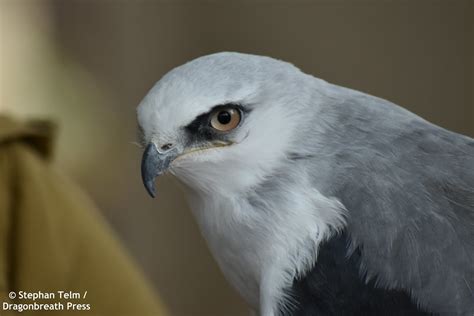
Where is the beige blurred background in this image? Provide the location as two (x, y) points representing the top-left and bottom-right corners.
(1, 1), (473, 315)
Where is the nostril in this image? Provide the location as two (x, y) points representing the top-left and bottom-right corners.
(160, 143), (173, 151)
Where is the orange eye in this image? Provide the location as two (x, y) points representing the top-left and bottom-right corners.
(210, 108), (241, 132)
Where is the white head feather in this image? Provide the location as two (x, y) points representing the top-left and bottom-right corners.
(137, 52), (346, 315)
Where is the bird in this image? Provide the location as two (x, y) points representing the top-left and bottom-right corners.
(137, 52), (474, 316)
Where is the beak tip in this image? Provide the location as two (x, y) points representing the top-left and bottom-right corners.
(144, 180), (157, 198)
(147, 189), (157, 199)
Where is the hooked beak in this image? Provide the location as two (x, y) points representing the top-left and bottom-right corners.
(141, 143), (178, 198)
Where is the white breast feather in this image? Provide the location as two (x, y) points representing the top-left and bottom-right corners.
(186, 171), (347, 316)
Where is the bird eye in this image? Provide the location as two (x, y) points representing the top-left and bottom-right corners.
(210, 108), (241, 132)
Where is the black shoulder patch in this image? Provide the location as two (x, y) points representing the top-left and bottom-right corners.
(282, 232), (433, 316)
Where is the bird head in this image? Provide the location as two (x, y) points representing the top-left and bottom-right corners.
(137, 52), (313, 198)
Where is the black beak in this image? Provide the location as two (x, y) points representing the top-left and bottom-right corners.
(141, 143), (177, 198)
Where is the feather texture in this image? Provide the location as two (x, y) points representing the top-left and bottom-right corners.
(137, 52), (474, 316)
(293, 84), (474, 315)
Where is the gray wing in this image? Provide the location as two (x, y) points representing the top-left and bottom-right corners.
(307, 88), (474, 315)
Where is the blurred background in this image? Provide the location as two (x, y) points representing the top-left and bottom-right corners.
(1, 0), (472, 315)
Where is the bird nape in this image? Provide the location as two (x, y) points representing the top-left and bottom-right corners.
(136, 52), (474, 316)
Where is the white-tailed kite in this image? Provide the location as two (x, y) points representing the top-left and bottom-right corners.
(137, 52), (474, 316)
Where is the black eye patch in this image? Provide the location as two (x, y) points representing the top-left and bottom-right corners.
(183, 103), (248, 143)
(184, 110), (213, 137)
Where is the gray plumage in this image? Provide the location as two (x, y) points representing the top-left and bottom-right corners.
(309, 88), (474, 314)
(257, 84), (474, 314)
(137, 52), (474, 315)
